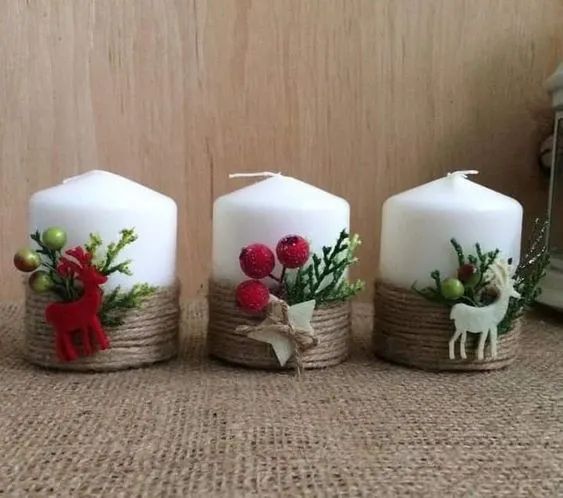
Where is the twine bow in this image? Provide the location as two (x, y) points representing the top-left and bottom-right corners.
(236, 296), (318, 374)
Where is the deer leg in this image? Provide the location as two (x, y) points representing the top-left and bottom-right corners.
(477, 330), (488, 360)
(460, 331), (467, 359)
(90, 316), (110, 350)
(55, 332), (68, 362)
(81, 326), (93, 356)
(61, 332), (78, 361)
(489, 326), (498, 359)
(449, 328), (463, 360)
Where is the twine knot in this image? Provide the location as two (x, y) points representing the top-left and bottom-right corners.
(236, 296), (318, 374)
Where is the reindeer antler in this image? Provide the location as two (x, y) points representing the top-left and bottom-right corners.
(484, 258), (512, 288)
(57, 247), (94, 277)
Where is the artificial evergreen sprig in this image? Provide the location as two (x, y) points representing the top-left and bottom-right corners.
(415, 220), (549, 335)
(413, 239), (499, 307)
(96, 228), (137, 276)
(284, 230), (364, 306)
(26, 227), (155, 327)
(98, 283), (156, 327)
(497, 219), (549, 334)
(84, 229), (155, 326)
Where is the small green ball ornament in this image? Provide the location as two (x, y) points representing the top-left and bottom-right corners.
(441, 278), (465, 300)
(42, 227), (67, 251)
(29, 271), (53, 293)
(13, 248), (41, 272)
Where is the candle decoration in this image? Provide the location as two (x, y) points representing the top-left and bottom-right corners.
(18, 170), (180, 371)
(413, 226), (548, 361)
(208, 173), (362, 371)
(233, 230), (363, 374)
(374, 171), (537, 371)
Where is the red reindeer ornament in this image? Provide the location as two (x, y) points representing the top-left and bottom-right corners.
(45, 247), (110, 361)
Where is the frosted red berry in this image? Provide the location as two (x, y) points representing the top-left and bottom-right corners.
(457, 263), (480, 287)
(239, 243), (275, 279)
(276, 235), (310, 268)
(235, 280), (270, 313)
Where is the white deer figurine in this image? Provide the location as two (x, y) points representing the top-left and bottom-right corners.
(449, 258), (520, 360)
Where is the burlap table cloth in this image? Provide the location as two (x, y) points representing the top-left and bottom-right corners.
(0, 301), (561, 496)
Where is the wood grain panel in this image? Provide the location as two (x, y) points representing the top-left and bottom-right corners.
(1, 0), (562, 301)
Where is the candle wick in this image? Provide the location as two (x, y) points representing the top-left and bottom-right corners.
(447, 170), (479, 179)
(229, 171), (282, 179)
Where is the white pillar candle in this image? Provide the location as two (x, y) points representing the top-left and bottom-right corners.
(29, 170), (177, 290)
(212, 173), (350, 283)
(379, 171), (522, 288)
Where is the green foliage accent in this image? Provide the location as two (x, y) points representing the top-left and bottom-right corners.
(414, 219), (550, 335)
(30, 230), (78, 301)
(414, 238), (500, 307)
(456, 240), (499, 305)
(98, 283), (156, 327)
(497, 219), (549, 334)
(87, 228), (154, 326)
(84, 233), (103, 262)
(283, 230), (364, 306)
(97, 228), (137, 276)
(30, 227), (155, 327)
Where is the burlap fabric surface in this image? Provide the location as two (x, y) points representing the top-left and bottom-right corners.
(0, 301), (561, 497)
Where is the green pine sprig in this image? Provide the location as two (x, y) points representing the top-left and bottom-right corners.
(414, 238), (499, 307)
(415, 220), (549, 335)
(85, 228), (155, 326)
(283, 230), (364, 306)
(96, 228), (137, 276)
(98, 283), (156, 327)
(30, 227), (155, 327)
(497, 218), (549, 334)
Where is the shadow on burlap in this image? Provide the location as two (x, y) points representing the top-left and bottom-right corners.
(0, 301), (561, 496)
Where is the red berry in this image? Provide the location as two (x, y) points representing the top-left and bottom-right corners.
(457, 264), (480, 287)
(235, 280), (270, 313)
(276, 235), (310, 268)
(239, 243), (275, 279)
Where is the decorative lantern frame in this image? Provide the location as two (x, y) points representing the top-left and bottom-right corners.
(538, 62), (563, 309)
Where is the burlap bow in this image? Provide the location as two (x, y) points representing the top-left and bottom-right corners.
(236, 296), (318, 374)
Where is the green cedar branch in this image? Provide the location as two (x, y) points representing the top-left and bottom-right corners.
(415, 221), (549, 335)
(98, 283), (156, 327)
(283, 230), (364, 306)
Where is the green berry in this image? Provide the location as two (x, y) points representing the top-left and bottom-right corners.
(29, 271), (53, 293)
(13, 248), (41, 272)
(41, 227), (67, 251)
(440, 278), (465, 300)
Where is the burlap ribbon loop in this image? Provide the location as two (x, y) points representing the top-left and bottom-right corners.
(236, 296), (318, 374)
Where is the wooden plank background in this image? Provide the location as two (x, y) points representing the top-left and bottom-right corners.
(0, 0), (561, 301)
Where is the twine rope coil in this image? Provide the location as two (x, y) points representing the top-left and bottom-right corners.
(207, 280), (351, 370)
(24, 283), (180, 371)
(373, 280), (521, 371)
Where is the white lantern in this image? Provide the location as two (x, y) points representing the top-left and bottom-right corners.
(537, 62), (563, 310)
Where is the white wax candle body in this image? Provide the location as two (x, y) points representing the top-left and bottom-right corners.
(213, 175), (350, 283)
(379, 173), (523, 288)
(29, 170), (177, 290)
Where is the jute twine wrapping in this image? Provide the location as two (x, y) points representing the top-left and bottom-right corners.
(24, 284), (180, 371)
(374, 280), (521, 371)
(207, 281), (351, 369)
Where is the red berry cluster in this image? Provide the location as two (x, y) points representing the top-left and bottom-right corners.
(235, 235), (310, 313)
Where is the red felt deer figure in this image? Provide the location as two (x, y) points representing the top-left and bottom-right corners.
(45, 247), (110, 362)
